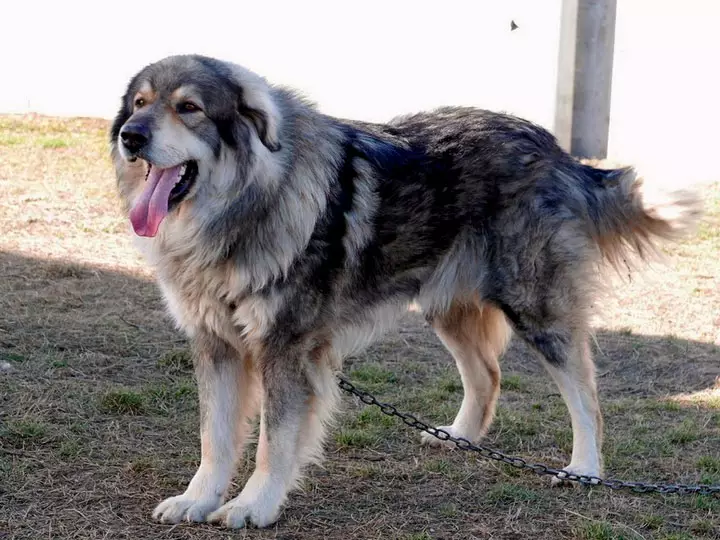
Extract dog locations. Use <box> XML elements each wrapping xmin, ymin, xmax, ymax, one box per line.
<box><xmin>110</xmin><ymin>54</ymin><xmax>701</xmax><ymax>528</ymax></box>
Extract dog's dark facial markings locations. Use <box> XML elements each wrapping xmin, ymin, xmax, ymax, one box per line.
<box><xmin>111</xmin><ymin>55</ymin><xmax>701</xmax><ymax>529</ymax></box>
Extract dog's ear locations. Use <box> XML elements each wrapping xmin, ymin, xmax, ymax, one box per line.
<box><xmin>239</xmin><ymin>97</ymin><xmax>282</xmax><ymax>152</ymax></box>
<box><xmin>230</xmin><ymin>66</ymin><xmax>282</xmax><ymax>152</ymax></box>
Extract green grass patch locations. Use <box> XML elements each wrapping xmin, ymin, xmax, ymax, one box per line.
<box><xmin>437</xmin><ymin>502</ymin><xmax>458</xmax><ymax>518</ymax></box>
<box><xmin>485</xmin><ymin>483</ymin><xmax>539</xmax><ymax>505</ymax></box>
<box><xmin>334</xmin><ymin>427</ymin><xmax>379</xmax><ymax>449</ymax></box>
<box><xmin>436</xmin><ymin>374</ymin><xmax>462</xmax><ymax>393</ymax></box>
<box><xmin>1</xmin><ymin>419</ymin><xmax>48</xmax><ymax>447</ymax></box>
<box><xmin>639</xmin><ymin>514</ymin><xmax>664</xmax><ymax>530</ymax></box>
<box><xmin>100</xmin><ymin>388</ymin><xmax>145</xmax><ymax>415</ymax></box>
<box><xmin>644</xmin><ymin>399</ymin><xmax>682</xmax><ymax>412</ymax></box>
<box><xmin>400</xmin><ymin>533</ymin><xmax>431</xmax><ymax>540</ymax></box>
<box><xmin>1</xmin><ymin>352</ymin><xmax>25</xmax><ymax>364</ymax></box>
<box><xmin>0</xmin><ymin>134</ymin><xmax>24</xmax><ymax>146</ymax></box>
<box><xmin>396</xmin><ymin>387</ymin><xmax>459</xmax><ymax>423</ymax></box>
<box><xmin>697</xmin><ymin>455</ymin><xmax>720</xmax><ymax>474</ymax></box>
<box><xmin>668</xmin><ymin>419</ymin><xmax>700</xmax><ymax>444</ymax></box>
<box><xmin>501</xmin><ymin>374</ymin><xmax>527</xmax><ymax>391</ymax></box>
<box><xmin>39</xmin><ymin>137</ymin><xmax>70</xmax><ymax>149</ymax></box>
<box><xmin>423</xmin><ymin>458</ymin><xmax>452</xmax><ymax>475</ymax></box>
<box><xmin>689</xmin><ymin>494</ymin><xmax>720</xmax><ymax>511</ymax></box>
<box><xmin>126</xmin><ymin>456</ymin><xmax>158</xmax><ymax>474</ymax></box>
<box><xmin>702</xmin><ymin>394</ymin><xmax>720</xmax><ymax>409</ymax></box>
<box><xmin>157</xmin><ymin>349</ymin><xmax>193</xmax><ymax>372</ymax></box>
<box><xmin>348</xmin><ymin>464</ymin><xmax>379</xmax><ymax>479</ymax></box>
<box><xmin>350</xmin><ymin>363</ymin><xmax>397</xmax><ymax>385</ymax></box>
<box><xmin>353</xmin><ymin>406</ymin><xmax>396</xmax><ymax>429</ymax></box>
<box><xmin>575</xmin><ymin>522</ymin><xmax>623</xmax><ymax>540</ymax></box>
<box><xmin>495</xmin><ymin>408</ymin><xmax>543</xmax><ymax>440</ymax></box>
<box><xmin>58</xmin><ymin>437</ymin><xmax>83</xmax><ymax>458</ymax></box>
<box><xmin>142</xmin><ymin>381</ymin><xmax>197</xmax><ymax>414</ymax></box>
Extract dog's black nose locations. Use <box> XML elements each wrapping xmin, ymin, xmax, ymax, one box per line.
<box><xmin>120</xmin><ymin>123</ymin><xmax>150</xmax><ymax>153</ymax></box>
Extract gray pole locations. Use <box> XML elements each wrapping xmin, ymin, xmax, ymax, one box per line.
<box><xmin>554</xmin><ymin>0</ymin><xmax>618</xmax><ymax>159</ymax></box>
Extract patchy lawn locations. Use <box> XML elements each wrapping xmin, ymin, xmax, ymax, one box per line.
<box><xmin>0</xmin><ymin>114</ymin><xmax>718</xmax><ymax>540</ymax></box>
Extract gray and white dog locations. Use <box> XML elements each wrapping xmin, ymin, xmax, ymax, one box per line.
<box><xmin>110</xmin><ymin>54</ymin><xmax>700</xmax><ymax>528</ymax></box>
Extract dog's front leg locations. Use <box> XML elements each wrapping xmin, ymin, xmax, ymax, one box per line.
<box><xmin>208</xmin><ymin>340</ymin><xmax>335</xmax><ymax>528</ymax></box>
<box><xmin>153</xmin><ymin>333</ymin><xmax>258</xmax><ymax>524</ymax></box>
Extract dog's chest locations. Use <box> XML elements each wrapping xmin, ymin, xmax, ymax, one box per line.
<box><xmin>156</xmin><ymin>261</ymin><xmax>276</xmax><ymax>346</ymax></box>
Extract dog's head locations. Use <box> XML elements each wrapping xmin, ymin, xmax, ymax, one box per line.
<box><xmin>110</xmin><ymin>55</ymin><xmax>282</xmax><ymax>238</ymax></box>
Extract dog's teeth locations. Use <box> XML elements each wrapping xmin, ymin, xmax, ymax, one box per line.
<box><xmin>179</xmin><ymin>164</ymin><xmax>187</xmax><ymax>176</ymax></box>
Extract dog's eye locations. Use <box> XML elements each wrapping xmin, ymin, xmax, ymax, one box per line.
<box><xmin>177</xmin><ymin>102</ymin><xmax>201</xmax><ymax>114</ymax></box>
<box><xmin>134</xmin><ymin>98</ymin><xmax>145</xmax><ymax>109</ymax></box>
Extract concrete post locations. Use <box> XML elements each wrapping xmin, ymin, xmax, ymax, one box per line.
<box><xmin>554</xmin><ymin>0</ymin><xmax>618</xmax><ymax>159</ymax></box>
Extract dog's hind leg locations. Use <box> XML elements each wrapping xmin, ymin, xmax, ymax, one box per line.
<box><xmin>421</xmin><ymin>301</ymin><xmax>511</xmax><ymax>446</ymax></box>
<box><xmin>501</xmin><ymin>301</ymin><xmax>603</xmax><ymax>482</ymax></box>
<box><xmin>541</xmin><ymin>334</ymin><xmax>603</xmax><ymax>484</ymax></box>
<box><xmin>153</xmin><ymin>333</ymin><xmax>259</xmax><ymax>524</ymax></box>
<box><xmin>208</xmin><ymin>342</ymin><xmax>338</xmax><ymax>528</ymax></box>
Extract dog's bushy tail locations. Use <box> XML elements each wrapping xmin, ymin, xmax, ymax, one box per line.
<box><xmin>580</xmin><ymin>164</ymin><xmax>703</xmax><ymax>270</ymax></box>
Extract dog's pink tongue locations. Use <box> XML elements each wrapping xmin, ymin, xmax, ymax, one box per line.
<box><xmin>129</xmin><ymin>165</ymin><xmax>182</xmax><ymax>237</ymax></box>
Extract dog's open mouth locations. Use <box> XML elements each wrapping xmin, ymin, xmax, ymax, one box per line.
<box><xmin>129</xmin><ymin>160</ymin><xmax>198</xmax><ymax>237</ymax></box>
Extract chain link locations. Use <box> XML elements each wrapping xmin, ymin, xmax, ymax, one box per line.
<box><xmin>337</xmin><ymin>377</ymin><xmax>720</xmax><ymax>497</ymax></box>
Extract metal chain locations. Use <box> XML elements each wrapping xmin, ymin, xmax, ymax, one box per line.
<box><xmin>337</xmin><ymin>377</ymin><xmax>720</xmax><ymax>497</ymax></box>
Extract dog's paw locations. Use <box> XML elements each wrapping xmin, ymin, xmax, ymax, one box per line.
<box><xmin>207</xmin><ymin>473</ymin><xmax>284</xmax><ymax>529</ymax></box>
<box><xmin>152</xmin><ymin>494</ymin><xmax>222</xmax><ymax>524</ymax></box>
<box><xmin>207</xmin><ymin>496</ymin><xmax>281</xmax><ymax>529</ymax></box>
<box><xmin>420</xmin><ymin>425</ymin><xmax>476</xmax><ymax>448</ymax></box>
<box><xmin>550</xmin><ymin>466</ymin><xmax>602</xmax><ymax>488</ymax></box>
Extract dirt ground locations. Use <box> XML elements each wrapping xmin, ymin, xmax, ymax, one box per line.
<box><xmin>0</xmin><ymin>115</ymin><xmax>718</xmax><ymax>539</ymax></box>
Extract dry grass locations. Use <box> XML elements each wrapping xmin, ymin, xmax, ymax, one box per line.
<box><xmin>0</xmin><ymin>114</ymin><xmax>718</xmax><ymax>540</ymax></box>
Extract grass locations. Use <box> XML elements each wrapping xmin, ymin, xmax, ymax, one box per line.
<box><xmin>501</xmin><ymin>373</ymin><xmax>527</xmax><ymax>391</ymax></box>
<box><xmin>485</xmin><ymin>483</ymin><xmax>539</xmax><ymax>505</ymax></box>
<box><xmin>575</xmin><ymin>522</ymin><xmax>621</xmax><ymax>540</ymax></box>
<box><xmin>350</xmin><ymin>362</ymin><xmax>398</xmax><ymax>385</ymax></box>
<box><xmin>39</xmin><ymin>137</ymin><xmax>70</xmax><ymax>149</ymax></box>
<box><xmin>334</xmin><ymin>428</ymin><xmax>379</xmax><ymax>449</ymax></box>
<box><xmin>1</xmin><ymin>419</ymin><xmax>48</xmax><ymax>448</ymax></box>
<box><xmin>697</xmin><ymin>456</ymin><xmax>720</xmax><ymax>474</ymax></box>
<box><xmin>0</xmin><ymin>114</ymin><xmax>718</xmax><ymax>539</ymax></box>
<box><xmin>100</xmin><ymin>388</ymin><xmax>146</xmax><ymax>415</ymax></box>
<box><xmin>668</xmin><ymin>419</ymin><xmax>701</xmax><ymax>444</ymax></box>
<box><xmin>157</xmin><ymin>348</ymin><xmax>193</xmax><ymax>372</ymax></box>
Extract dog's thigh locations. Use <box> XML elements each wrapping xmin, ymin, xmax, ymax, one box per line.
<box><xmin>153</xmin><ymin>334</ymin><xmax>259</xmax><ymax>524</ymax></box>
<box><xmin>208</xmin><ymin>344</ymin><xmax>337</xmax><ymax>528</ymax></box>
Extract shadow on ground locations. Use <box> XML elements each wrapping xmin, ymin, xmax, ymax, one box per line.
<box><xmin>1</xmin><ymin>251</ymin><xmax>718</xmax><ymax>540</ymax></box>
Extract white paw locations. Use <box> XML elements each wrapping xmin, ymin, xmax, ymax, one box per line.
<box><xmin>550</xmin><ymin>465</ymin><xmax>602</xmax><ymax>488</ymax></box>
<box><xmin>152</xmin><ymin>493</ymin><xmax>222</xmax><ymax>524</ymax></box>
<box><xmin>207</xmin><ymin>473</ymin><xmax>285</xmax><ymax>529</ymax></box>
<box><xmin>420</xmin><ymin>425</ymin><xmax>476</xmax><ymax>448</ymax></box>
<box><xmin>207</xmin><ymin>495</ymin><xmax>281</xmax><ymax>529</ymax></box>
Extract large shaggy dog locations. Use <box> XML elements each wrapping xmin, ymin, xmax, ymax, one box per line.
<box><xmin>110</xmin><ymin>54</ymin><xmax>700</xmax><ymax>528</ymax></box>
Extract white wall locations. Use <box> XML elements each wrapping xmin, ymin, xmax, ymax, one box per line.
<box><xmin>609</xmin><ymin>1</ymin><xmax>720</xmax><ymax>182</ymax></box>
<box><xmin>1</xmin><ymin>0</ymin><xmax>718</xmax><ymax>182</ymax></box>
<box><xmin>0</xmin><ymin>0</ymin><xmax>562</xmax><ymax>126</ymax></box>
